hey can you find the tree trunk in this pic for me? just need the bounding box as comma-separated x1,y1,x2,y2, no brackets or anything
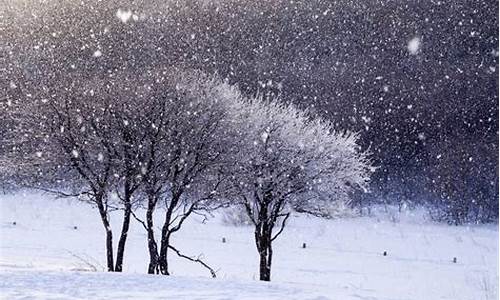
255,217,273,281
104,227,114,272
257,234,273,281
115,201,131,272
259,245,272,281
158,194,178,275
115,130,135,272
146,197,159,274
96,193,114,272
148,241,160,274
158,208,172,275
158,232,170,275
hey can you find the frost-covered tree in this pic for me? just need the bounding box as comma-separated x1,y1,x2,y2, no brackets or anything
220,87,373,281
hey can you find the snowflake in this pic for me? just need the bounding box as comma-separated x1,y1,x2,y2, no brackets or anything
116,9,133,23
407,37,421,55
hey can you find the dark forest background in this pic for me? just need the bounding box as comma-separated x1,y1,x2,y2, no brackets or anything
2,0,498,224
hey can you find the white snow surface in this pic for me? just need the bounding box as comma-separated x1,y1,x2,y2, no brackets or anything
0,193,498,300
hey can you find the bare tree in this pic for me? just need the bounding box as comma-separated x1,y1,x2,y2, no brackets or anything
7,69,173,272
130,71,233,276
7,72,117,271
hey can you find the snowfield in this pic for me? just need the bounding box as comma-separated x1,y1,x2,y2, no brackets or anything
0,270,325,300
0,193,498,300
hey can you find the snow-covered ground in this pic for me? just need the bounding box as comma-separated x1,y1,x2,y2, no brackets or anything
0,193,498,299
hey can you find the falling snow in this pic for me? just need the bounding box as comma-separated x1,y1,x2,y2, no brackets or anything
116,9,132,23
0,1,498,298
407,37,421,55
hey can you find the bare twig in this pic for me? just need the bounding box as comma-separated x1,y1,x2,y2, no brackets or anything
271,212,290,241
65,250,104,272
168,245,217,278
130,209,148,231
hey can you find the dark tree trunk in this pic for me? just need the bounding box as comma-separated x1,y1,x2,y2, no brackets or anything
115,128,136,272
157,193,180,275
146,196,159,274
256,231,273,281
158,232,170,275
148,243,160,274
255,206,273,281
96,193,114,272
158,207,173,275
104,228,114,272
258,245,272,281
254,191,276,281
114,201,131,272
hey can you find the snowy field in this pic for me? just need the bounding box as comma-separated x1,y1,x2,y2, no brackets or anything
0,193,498,300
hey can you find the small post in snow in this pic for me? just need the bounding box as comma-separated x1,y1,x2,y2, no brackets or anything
222,237,226,243
383,251,387,256
302,243,307,249
452,257,457,263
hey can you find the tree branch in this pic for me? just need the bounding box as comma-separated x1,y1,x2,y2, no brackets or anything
168,245,217,278
130,209,148,231
271,212,290,241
